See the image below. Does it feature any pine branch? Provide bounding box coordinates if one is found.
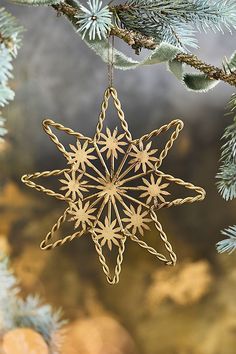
[216,95,236,255]
[0,7,23,56]
[216,94,236,201]
[20,0,236,51]
[0,254,65,351]
[216,225,236,254]
[216,162,236,200]
[175,54,236,86]
[15,296,66,351]
[0,7,23,141]
[114,0,236,49]
[52,2,236,87]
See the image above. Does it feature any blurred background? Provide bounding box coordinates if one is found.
[1,1,236,353]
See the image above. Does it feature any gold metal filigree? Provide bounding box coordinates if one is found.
[21,87,206,284]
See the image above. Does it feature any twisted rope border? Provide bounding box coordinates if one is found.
[21,86,206,284]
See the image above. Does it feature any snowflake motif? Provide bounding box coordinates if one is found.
[122,205,152,236]
[76,0,112,40]
[68,200,96,230]
[22,87,205,283]
[68,140,96,171]
[129,141,158,173]
[140,174,170,204]
[94,217,124,250]
[59,170,88,200]
[99,127,127,159]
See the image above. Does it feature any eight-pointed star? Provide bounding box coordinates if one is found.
[22,87,205,284]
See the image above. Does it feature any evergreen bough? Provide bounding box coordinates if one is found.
[216,94,236,254]
[0,7,23,141]
[115,0,236,49]
[0,254,66,353]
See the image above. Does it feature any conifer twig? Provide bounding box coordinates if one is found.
[175,54,236,86]
[52,2,236,88]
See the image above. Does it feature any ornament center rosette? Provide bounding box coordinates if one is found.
[22,87,205,284]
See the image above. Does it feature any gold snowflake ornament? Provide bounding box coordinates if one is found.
[22,87,206,284]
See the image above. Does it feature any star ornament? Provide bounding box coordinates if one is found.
[22,87,206,284]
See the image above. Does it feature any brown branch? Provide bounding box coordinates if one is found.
[52,3,77,18]
[110,26,156,53]
[174,54,236,86]
[52,2,236,88]
[0,32,14,49]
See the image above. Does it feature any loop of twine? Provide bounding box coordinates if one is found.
[108,35,115,88]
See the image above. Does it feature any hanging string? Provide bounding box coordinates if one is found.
[108,35,115,88]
